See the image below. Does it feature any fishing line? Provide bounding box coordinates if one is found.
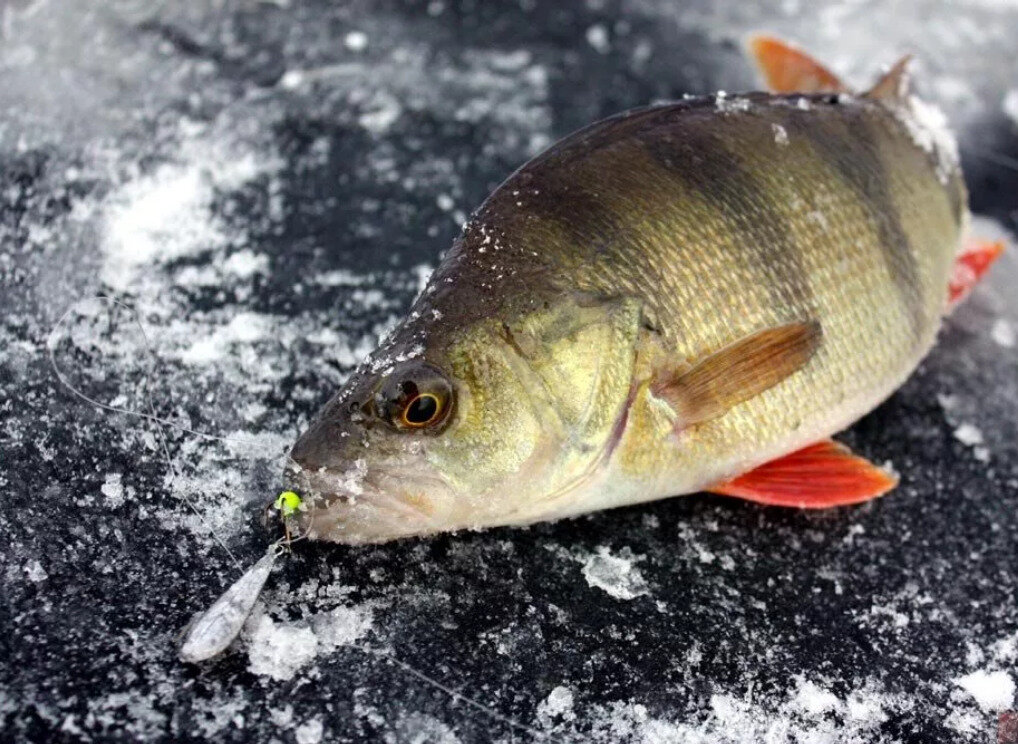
[49,296,288,460]
[51,296,542,736]
[48,295,291,570]
[357,644,546,738]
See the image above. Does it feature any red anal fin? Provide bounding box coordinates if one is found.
[948,239,1005,311]
[747,34,849,95]
[707,440,898,508]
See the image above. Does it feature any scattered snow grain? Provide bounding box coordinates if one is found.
[991,318,1015,348]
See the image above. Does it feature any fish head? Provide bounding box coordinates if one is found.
[285,355,460,544]
[285,294,642,544]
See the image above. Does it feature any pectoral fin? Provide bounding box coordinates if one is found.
[708,440,898,508]
[652,321,821,426]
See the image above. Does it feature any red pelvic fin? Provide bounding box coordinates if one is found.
[948,239,1005,310]
[746,34,849,95]
[707,440,898,508]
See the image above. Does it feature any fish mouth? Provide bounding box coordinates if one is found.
[283,462,457,545]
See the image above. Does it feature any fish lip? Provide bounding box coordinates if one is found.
[284,461,456,544]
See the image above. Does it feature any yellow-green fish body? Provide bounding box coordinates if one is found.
[285,41,980,544]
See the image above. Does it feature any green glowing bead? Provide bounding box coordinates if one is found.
[274,490,302,517]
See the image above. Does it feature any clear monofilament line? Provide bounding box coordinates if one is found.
[47,295,291,570]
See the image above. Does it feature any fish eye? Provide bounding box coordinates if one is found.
[401,393,442,427]
[374,361,454,432]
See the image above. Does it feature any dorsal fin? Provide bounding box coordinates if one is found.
[864,55,913,102]
[746,34,849,95]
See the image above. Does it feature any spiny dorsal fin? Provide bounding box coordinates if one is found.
[864,55,913,103]
[651,320,822,426]
[746,34,849,95]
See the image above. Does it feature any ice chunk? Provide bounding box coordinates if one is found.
[294,718,325,744]
[953,422,984,447]
[578,547,649,600]
[586,25,610,55]
[245,613,319,681]
[537,686,576,723]
[344,31,368,52]
[954,670,1016,712]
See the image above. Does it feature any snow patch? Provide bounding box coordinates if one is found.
[893,96,960,184]
[578,677,894,742]
[793,679,841,715]
[244,602,374,681]
[954,669,1016,712]
[100,134,273,293]
[577,547,649,600]
[177,312,273,366]
[715,91,752,114]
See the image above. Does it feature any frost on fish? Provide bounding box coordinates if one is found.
[892,94,962,184]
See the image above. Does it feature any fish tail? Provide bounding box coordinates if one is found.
[947,239,1006,311]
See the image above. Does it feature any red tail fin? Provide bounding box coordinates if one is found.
[948,239,1005,311]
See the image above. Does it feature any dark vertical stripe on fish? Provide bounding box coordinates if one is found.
[640,122,813,314]
[795,106,925,339]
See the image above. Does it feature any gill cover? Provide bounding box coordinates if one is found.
[430,294,642,519]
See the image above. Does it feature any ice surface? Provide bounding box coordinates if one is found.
[3,1,1018,742]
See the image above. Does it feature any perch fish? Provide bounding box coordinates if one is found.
[281,36,1003,545]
